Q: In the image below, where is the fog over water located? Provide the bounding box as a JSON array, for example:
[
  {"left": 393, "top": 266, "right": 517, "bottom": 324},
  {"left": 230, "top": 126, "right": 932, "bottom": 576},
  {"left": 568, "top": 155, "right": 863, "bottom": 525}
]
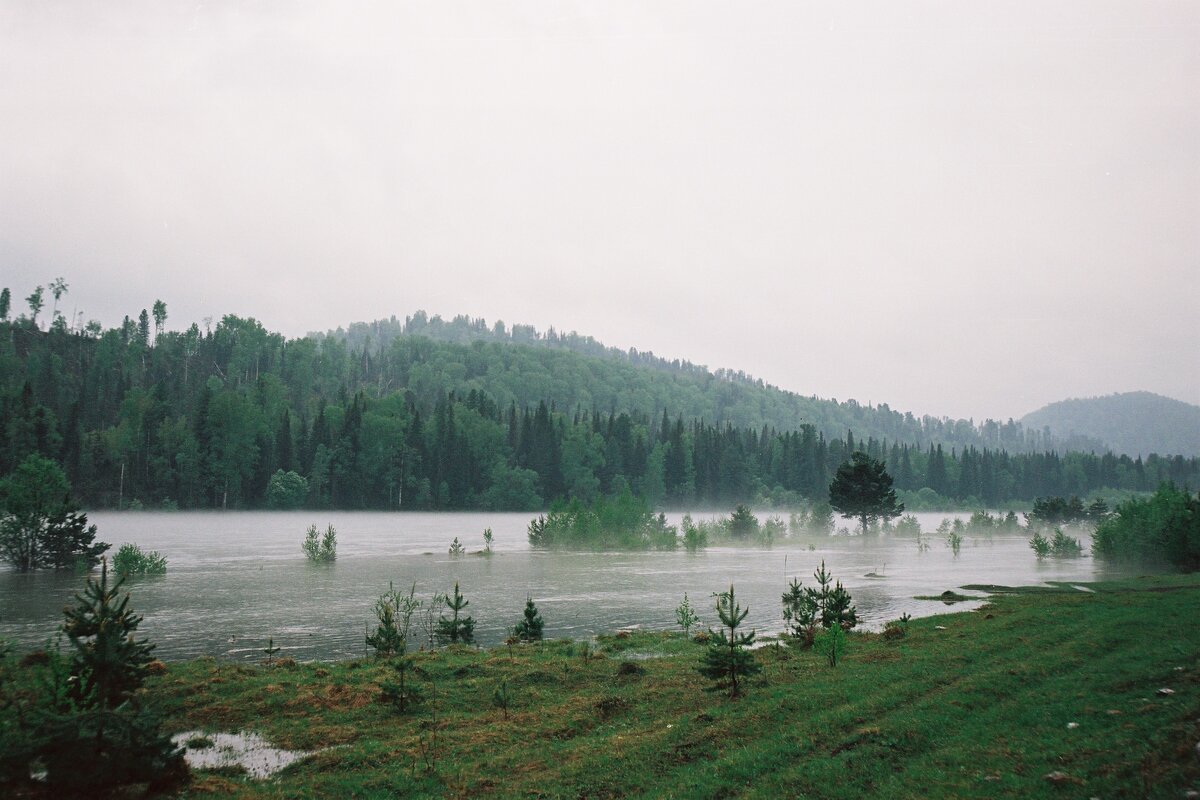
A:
[{"left": 0, "top": 511, "right": 1124, "bottom": 661}]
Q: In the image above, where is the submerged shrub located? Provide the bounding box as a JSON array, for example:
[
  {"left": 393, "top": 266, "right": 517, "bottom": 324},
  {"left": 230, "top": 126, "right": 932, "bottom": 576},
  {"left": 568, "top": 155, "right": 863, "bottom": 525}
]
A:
[
  {"left": 112, "top": 543, "right": 167, "bottom": 576},
  {"left": 528, "top": 490, "right": 677, "bottom": 550},
  {"left": 1093, "top": 484, "right": 1200, "bottom": 570},
  {"left": 513, "top": 597, "right": 544, "bottom": 642},
  {"left": 302, "top": 524, "right": 337, "bottom": 562}
]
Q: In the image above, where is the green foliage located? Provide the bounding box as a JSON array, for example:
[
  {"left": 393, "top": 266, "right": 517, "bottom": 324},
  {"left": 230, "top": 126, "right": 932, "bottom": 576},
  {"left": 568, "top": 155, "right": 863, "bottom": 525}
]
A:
[
  {"left": 266, "top": 469, "right": 308, "bottom": 509},
  {"left": 894, "top": 514, "right": 922, "bottom": 536},
  {"left": 680, "top": 514, "right": 710, "bottom": 550},
  {"left": 482, "top": 527, "right": 494, "bottom": 553},
  {"left": 3, "top": 295, "right": 1197, "bottom": 517},
  {"left": 379, "top": 656, "right": 420, "bottom": 713},
  {"left": 528, "top": 490, "right": 677, "bottom": 550},
  {"left": 367, "top": 582, "right": 420, "bottom": 658},
  {"left": 112, "top": 542, "right": 167, "bottom": 576},
  {"left": 514, "top": 597, "right": 544, "bottom": 642},
  {"left": 727, "top": 505, "right": 759, "bottom": 539},
  {"left": 263, "top": 636, "right": 281, "bottom": 666},
  {"left": 815, "top": 622, "right": 847, "bottom": 667},
  {"left": 781, "top": 578, "right": 819, "bottom": 646},
  {"left": 492, "top": 679, "right": 510, "bottom": 720},
  {"left": 1029, "top": 531, "right": 1051, "bottom": 559},
  {"left": 448, "top": 536, "right": 465, "bottom": 556},
  {"left": 945, "top": 527, "right": 964, "bottom": 555},
  {"left": 828, "top": 452, "right": 904, "bottom": 533},
  {"left": 17, "top": 560, "right": 188, "bottom": 792},
  {"left": 1026, "top": 495, "right": 1088, "bottom": 528},
  {"left": 0, "top": 454, "right": 108, "bottom": 572},
  {"left": 302, "top": 524, "right": 337, "bottom": 562},
  {"left": 436, "top": 582, "right": 475, "bottom": 645},
  {"left": 698, "top": 585, "right": 761, "bottom": 697},
  {"left": 1050, "top": 529, "right": 1083, "bottom": 557},
  {"left": 1093, "top": 483, "right": 1200, "bottom": 570},
  {"left": 674, "top": 593, "right": 700, "bottom": 636}
]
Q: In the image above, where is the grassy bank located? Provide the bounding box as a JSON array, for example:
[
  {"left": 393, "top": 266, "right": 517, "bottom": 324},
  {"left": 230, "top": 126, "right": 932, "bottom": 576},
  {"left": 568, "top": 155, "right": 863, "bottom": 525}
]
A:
[{"left": 147, "top": 576, "right": 1200, "bottom": 799}]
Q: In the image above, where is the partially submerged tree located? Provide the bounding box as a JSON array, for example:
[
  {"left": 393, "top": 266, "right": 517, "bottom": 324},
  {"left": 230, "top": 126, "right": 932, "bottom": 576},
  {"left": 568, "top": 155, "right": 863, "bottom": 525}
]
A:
[
  {"left": 698, "top": 584, "right": 761, "bottom": 697},
  {"left": 513, "top": 597, "right": 544, "bottom": 642},
  {"left": 828, "top": 452, "right": 904, "bottom": 533},
  {"left": 0, "top": 454, "right": 108, "bottom": 571},
  {"left": 436, "top": 582, "right": 475, "bottom": 645}
]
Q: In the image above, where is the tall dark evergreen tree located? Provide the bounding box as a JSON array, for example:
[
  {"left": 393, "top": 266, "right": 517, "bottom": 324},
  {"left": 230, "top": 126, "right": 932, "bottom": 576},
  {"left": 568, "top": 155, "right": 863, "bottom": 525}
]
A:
[{"left": 828, "top": 451, "right": 904, "bottom": 533}]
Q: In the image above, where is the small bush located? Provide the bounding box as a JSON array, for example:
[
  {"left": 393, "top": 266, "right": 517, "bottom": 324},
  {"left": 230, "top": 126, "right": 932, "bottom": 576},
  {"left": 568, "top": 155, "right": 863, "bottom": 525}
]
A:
[
  {"left": 1050, "top": 529, "right": 1083, "bottom": 557},
  {"left": 302, "top": 524, "right": 337, "bottom": 562},
  {"left": 1030, "top": 531, "right": 1051, "bottom": 559},
  {"left": 112, "top": 543, "right": 167, "bottom": 576}
]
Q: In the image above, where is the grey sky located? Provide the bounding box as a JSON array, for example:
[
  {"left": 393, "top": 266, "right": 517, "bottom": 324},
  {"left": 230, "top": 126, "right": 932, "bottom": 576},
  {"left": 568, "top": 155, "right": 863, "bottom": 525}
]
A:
[{"left": 2, "top": 1, "right": 1197, "bottom": 421}]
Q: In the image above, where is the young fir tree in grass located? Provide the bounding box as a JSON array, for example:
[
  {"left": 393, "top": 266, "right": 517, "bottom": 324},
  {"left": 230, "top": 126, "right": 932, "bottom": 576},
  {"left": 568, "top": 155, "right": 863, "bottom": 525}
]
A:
[
  {"left": 379, "top": 656, "right": 420, "bottom": 713},
  {"left": 513, "top": 597, "right": 544, "bottom": 642},
  {"left": 675, "top": 593, "right": 700, "bottom": 637},
  {"left": 39, "top": 559, "right": 186, "bottom": 792},
  {"left": 435, "top": 582, "right": 475, "bottom": 645},
  {"left": 781, "top": 578, "right": 819, "bottom": 647},
  {"left": 698, "top": 584, "right": 761, "bottom": 697}
]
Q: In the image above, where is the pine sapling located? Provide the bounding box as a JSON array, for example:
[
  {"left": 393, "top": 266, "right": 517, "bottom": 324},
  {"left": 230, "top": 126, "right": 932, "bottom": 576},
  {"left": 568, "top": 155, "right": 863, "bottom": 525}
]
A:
[
  {"left": 380, "top": 656, "right": 420, "bottom": 713},
  {"left": 448, "top": 537, "right": 465, "bottom": 556},
  {"left": 263, "top": 636, "right": 281, "bottom": 666},
  {"left": 435, "top": 582, "right": 475, "bottom": 645},
  {"left": 675, "top": 593, "right": 700, "bottom": 637},
  {"left": 492, "top": 679, "right": 510, "bottom": 720},
  {"left": 781, "top": 578, "right": 819, "bottom": 647},
  {"left": 816, "top": 622, "right": 847, "bottom": 667},
  {"left": 513, "top": 597, "right": 544, "bottom": 642},
  {"left": 698, "top": 584, "right": 761, "bottom": 697}
]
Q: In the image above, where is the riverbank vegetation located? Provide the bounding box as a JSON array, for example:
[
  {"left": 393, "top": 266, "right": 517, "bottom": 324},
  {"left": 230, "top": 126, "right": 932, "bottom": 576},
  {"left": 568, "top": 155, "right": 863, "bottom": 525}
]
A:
[
  {"left": 4, "top": 575, "right": 1196, "bottom": 797},
  {"left": 3, "top": 290, "right": 1197, "bottom": 513}
]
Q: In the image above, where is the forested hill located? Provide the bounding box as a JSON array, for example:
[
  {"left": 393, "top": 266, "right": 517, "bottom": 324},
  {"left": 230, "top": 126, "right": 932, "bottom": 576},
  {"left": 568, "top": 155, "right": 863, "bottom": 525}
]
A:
[
  {"left": 316, "top": 312, "right": 1107, "bottom": 455},
  {"left": 4, "top": 297, "right": 1195, "bottom": 512},
  {"left": 1021, "top": 392, "right": 1200, "bottom": 458}
]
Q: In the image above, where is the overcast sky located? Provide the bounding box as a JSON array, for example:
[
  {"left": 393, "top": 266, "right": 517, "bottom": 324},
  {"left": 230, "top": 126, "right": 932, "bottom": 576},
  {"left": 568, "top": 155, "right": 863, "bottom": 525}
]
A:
[{"left": 2, "top": 1, "right": 1197, "bottom": 421}]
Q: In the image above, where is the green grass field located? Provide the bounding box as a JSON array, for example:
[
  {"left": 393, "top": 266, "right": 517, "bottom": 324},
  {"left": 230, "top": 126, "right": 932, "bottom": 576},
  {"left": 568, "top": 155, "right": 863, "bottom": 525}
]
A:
[{"left": 141, "top": 574, "right": 1200, "bottom": 799}]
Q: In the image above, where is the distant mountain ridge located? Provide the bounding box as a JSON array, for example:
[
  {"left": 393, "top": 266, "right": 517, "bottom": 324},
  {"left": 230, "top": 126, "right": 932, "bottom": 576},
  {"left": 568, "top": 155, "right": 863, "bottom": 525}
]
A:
[
  {"left": 1021, "top": 392, "right": 1200, "bottom": 458},
  {"left": 316, "top": 312, "right": 1112, "bottom": 455}
]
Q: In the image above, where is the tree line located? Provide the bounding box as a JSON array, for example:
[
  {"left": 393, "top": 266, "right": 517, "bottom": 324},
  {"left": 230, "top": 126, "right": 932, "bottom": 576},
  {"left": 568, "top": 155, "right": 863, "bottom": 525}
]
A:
[{"left": 2, "top": 292, "right": 1197, "bottom": 511}]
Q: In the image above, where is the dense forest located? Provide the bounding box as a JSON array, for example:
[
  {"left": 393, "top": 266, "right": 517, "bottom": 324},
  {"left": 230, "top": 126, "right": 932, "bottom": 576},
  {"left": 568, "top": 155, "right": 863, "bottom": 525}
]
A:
[{"left": 2, "top": 288, "right": 1196, "bottom": 511}]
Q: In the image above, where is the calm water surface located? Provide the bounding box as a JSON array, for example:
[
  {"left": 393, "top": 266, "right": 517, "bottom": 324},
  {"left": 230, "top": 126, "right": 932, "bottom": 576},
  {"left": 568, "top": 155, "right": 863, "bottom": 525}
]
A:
[{"left": 0, "top": 511, "right": 1122, "bottom": 661}]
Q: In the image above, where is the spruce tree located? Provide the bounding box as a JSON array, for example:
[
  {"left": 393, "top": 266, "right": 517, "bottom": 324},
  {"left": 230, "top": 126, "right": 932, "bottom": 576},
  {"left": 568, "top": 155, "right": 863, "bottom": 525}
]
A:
[
  {"left": 781, "top": 578, "right": 819, "bottom": 647},
  {"left": 435, "top": 582, "right": 475, "bottom": 645},
  {"left": 40, "top": 560, "right": 185, "bottom": 791},
  {"left": 513, "top": 596, "right": 544, "bottom": 642},
  {"left": 698, "top": 584, "right": 761, "bottom": 697}
]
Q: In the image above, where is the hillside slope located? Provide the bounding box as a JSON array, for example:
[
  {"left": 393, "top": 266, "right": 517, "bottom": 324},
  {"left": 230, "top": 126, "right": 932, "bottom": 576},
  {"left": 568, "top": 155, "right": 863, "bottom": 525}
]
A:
[
  {"left": 1022, "top": 391, "right": 1200, "bottom": 457},
  {"left": 318, "top": 313, "right": 1107, "bottom": 454}
]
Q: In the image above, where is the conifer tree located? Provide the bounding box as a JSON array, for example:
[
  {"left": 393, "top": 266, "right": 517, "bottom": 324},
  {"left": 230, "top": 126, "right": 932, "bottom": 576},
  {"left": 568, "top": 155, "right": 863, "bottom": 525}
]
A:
[
  {"left": 698, "top": 584, "right": 761, "bottom": 697},
  {"left": 513, "top": 596, "right": 544, "bottom": 642},
  {"left": 828, "top": 451, "right": 904, "bottom": 533},
  {"left": 781, "top": 577, "right": 819, "bottom": 646},
  {"left": 435, "top": 581, "right": 475, "bottom": 645},
  {"left": 39, "top": 559, "right": 186, "bottom": 791}
]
